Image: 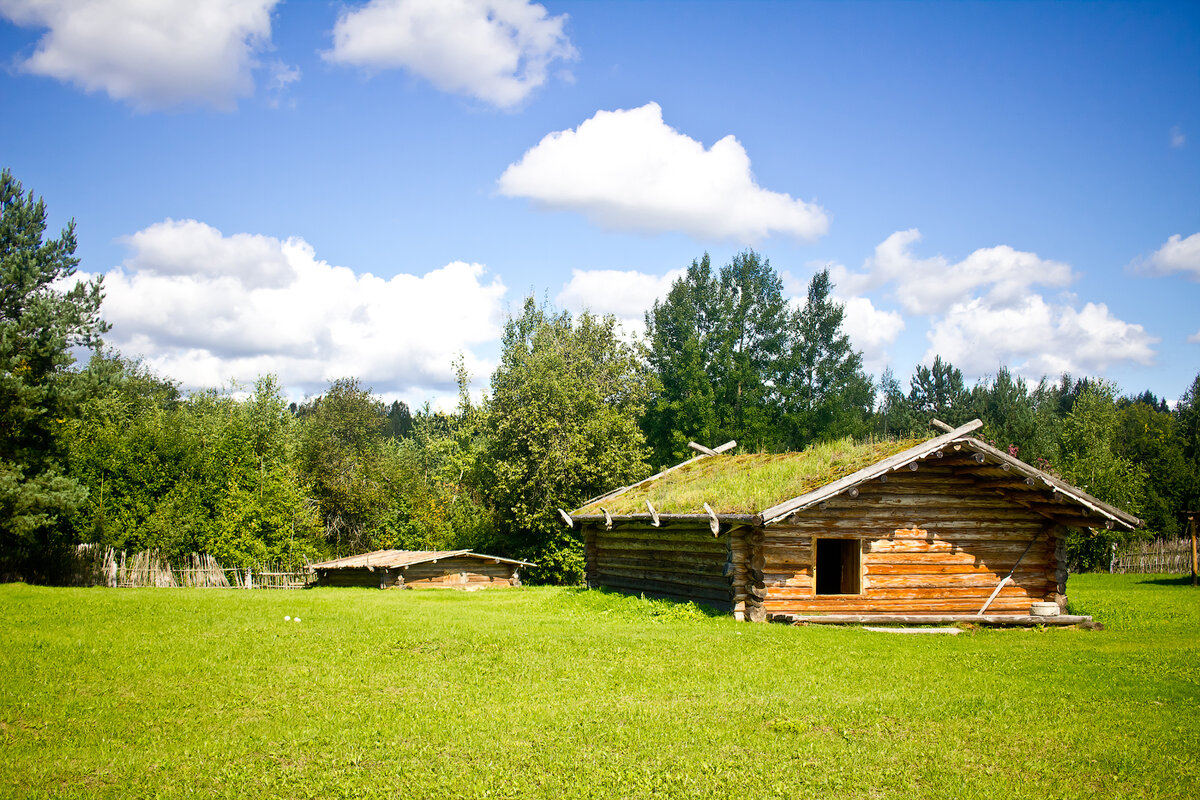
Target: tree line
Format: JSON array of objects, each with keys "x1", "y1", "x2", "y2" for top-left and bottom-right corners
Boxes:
[{"x1": 3, "y1": 169, "x2": 1199, "y2": 582}]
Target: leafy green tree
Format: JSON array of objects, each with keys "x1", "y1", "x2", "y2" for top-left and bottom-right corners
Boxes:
[
  {"x1": 1115, "y1": 397, "x2": 1187, "y2": 539},
  {"x1": 643, "y1": 254, "x2": 722, "y2": 467},
  {"x1": 384, "y1": 400, "x2": 414, "y2": 440},
  {"x1": 714, "y1": 250, "x2": 790, "y2": 450},
  {"x1": 644, "y1": 254, "x2": 870, "y2": 459},
  {"x1": 781, "y1": 268, "x2": 873, "y2": 447},
  {"x1": 296, "y1": 378, "x2": 395, "y2": 554},
  {"x1": 1172, "y1": 373, "x2": 1200, "y2": 514},
  {"x1": 484, "y1": 297, "x2": 651, "y2": 583},
  {"x1": 1058, "y1": 382, "x2": 1148, "y2": 570},
  {"x1": 0, "y1": 169, "x2": 107, "y2": 577},
  {"x1": 64, "y1": 370, "x2": 323, "y2": 566}
]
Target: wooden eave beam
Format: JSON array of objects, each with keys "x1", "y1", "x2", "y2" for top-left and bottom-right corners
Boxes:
[{"x1": 959, "y1": 438, "x2": 1141, "y2": 530}]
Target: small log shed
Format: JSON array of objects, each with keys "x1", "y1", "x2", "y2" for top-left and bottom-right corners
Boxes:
[
  {"x1": 310, "y1": 550, "x2": 535, "y2": 590},
  {"x1": 562, "y1": 420, "x2": 1141, "y2": 624}
]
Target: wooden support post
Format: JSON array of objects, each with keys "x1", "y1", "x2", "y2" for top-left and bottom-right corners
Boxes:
[
  {"x1": 702, "y1": 502, "x2": 720, "y2": 536},
  {"x1": 1191, "y1": 515, "x2": 1197, "y2": 588}
]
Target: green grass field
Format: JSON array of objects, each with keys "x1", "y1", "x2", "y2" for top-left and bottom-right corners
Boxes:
[{"x1": 2, "y1": 575, "x2": 1197, "y2": 799}]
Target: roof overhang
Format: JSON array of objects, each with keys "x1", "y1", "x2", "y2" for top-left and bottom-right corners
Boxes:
[{"x1": 761, "y1": 421, "x2": 1141, "y2": 531}]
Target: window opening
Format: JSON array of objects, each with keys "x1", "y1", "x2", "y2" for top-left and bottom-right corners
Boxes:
[{"x1": 815, "y1": 538, "x2": 862, "y2": 595}]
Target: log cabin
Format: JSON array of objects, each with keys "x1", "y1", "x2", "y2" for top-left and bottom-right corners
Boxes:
[
  {"x1": 310, "y1": 550, "x2": 534, "y2": 590},
  {"x1": 564, "y1": 420, "x2": 1140, "y2": 624}
]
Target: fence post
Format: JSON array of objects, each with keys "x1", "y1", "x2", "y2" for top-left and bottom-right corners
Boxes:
[{"x1": 1190, "y1": 515, "x2": 1197, "y2": 588}]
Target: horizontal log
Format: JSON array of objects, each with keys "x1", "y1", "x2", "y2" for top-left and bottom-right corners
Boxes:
[
  {"x1": 596, "y1": 576, "x2": 733, "y2": 604},
  {"x1": 591, "y1": 529, "x2": 727, "y2": 545},
  {"x1": 594, "y1": 549, "x2": 727, "y2": 569},
  {"x1": 772, "y1": 512, "x2": 1049, "y2": 529},
  {"x1": 861, "y1": 572, "x2": 1055, "y2": 590},
  {"x1": 865, "y1": 537, "x2": 1050, "y2": 553},
  {"x1": 592, "y1": 535, "x2": 728, "y2": 552},
  {"x1": 864, "y1": 554, "x2": 1051, "y2": 566},
  {"x1": 763, "y1": 597, "x2": 1044, "y2": 614},
  {"x1": 763, "y1": 584, "x2": 1037, "y2": 601},
  {"x1": 771, "y1": 614, "x2": 1093, "y2": 626},
  {"x1": 864, "y1": 562, "x2": 1052, "y2": 576},
  {"x1": 594, "y1": 564, "x2": 732, "y2": 590}
]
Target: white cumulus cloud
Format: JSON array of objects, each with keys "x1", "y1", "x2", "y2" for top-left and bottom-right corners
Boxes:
[
  {"x1": 1132, "y1": 232, "x2": 1200, "y2": 280},
  {"x1": 498, "y1": 103, "x2": 831, "y2": 243},
  {"x1": 0, "y1": 0, "x2": 282, "y2": 110},
  {"x1": 827, "y1": 229, "x2": 1156, "y2": 380},
  {"x1": 324, "y1": 0, "x2": 576, "y2": 109},
  {"x1": 838, "y1": 296, "x2": 906, "y2": 376},
  {"x1": 92, "y1": 220, "x2": 507, "y2": 400},
  {"x1": 783, "y1": 268, "x2": 905, "y2": 375},
  {"x1": 834, "y1": 229, "x2": 1075, "y2": 316},
  {"x1": 555, "y1": 266, "x2": 683, "y2": 335},
  {"x1": 925, "y1": 296, "x2": 1157, "y2": 378}
]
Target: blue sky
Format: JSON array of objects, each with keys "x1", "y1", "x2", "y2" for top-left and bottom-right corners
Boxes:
[{"x1": 2, "y1": 0, "x2": 1197, "y2": 408}]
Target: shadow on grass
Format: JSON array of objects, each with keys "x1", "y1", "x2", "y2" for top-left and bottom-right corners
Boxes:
[{"x1": 1134, "y1": 575, "x2": 1199, "y2": 587}]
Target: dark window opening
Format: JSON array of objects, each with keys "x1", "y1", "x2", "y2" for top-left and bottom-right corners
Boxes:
[{"x1": 815, "y1": 538, "x2": 862, "y2": 595}]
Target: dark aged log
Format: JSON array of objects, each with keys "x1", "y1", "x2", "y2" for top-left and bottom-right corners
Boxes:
[
  {"x1": 597, "y1": 575, "x2": 734, "y2": 604},
  {"x1": 773, "y1": 613, "x2": 1094, "y2": 627}
]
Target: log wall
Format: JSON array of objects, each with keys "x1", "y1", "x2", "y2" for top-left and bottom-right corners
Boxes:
[
  {"x1": 317, "y1": 556, "x2": 522, "y2": 590},
  {"x1": 761, "y1": 464, "x2": 1066, "y2": 617},
  {"x1": 583, "y1": 524, "x2": 736, "y2": 613}
]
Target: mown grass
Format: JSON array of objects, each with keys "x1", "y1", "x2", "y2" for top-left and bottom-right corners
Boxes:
[
  {"x1": 578, "y1": 437, "x2": 921, "y2": 515},
  {"x1": 1, "y1": 574, "x2": 1197, "y2": 799}
]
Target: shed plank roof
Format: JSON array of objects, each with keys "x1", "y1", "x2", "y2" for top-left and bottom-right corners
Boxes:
[{"x1": 311, "y1": 550, "x2": 536, "y2": 570}]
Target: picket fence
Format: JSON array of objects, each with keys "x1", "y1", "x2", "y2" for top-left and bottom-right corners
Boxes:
[
  {"x1": 73, "y1": 545, "x2": 314, "y2": 589},
  {"x1": 1110, "y1": 538, "x2": 1195, "y2": 574}
]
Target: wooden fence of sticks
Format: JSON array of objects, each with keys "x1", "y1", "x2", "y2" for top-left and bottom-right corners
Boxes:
[
  {"x1": 1110, "y1": 538, "x2": 1194, "y2": 574},
  {"x1": 72, "y1": 545, "x2": 314, "y2": 589}
]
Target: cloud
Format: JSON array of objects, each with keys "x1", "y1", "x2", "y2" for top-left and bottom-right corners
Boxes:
[
  {"x1": 825, "y1": 229, "x2": 1156, "y2": 380},
  {"x1": 784, "y1": 268, "x2": 905, "y2": 374},
  {"x1": 834, "y1": 229, "x2": 1075, "y2": 316},
  {"x1": 324, "y1": 0, "x2": 576, "y2": 109},
  {"x1": 925, "y1": 296, "x2": 1157, "y2": 377},
  {"x1": 1171, "y1": 125, "x2": 1186, "y2": 148},
  {"x1": 0, "y1": 0, "x2": 281, "y2": 110},
  {"x1": 91, "y1": 220, "x2": 507, "y2": 399},
  {"x1": 498, "y1": 103, "x2": 830, "y2": 242},
  {"x1": 265, "y1": 60, "x2": 301, "y2": 108},
  {"x1": 555, "y1": 267, "x2": 683, "y2": 335},
  {"x1": 1132, "y1": 232, "x2": 1200, "y2": 280},
  {"x1": 839, "y1": 296, "x2": 905, "y2": 375},
  {"x1": 1189, "y1": 330, "x2": 1200, "y2": 344}
]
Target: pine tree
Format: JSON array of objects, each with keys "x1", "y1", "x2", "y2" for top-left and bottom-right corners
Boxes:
[{"x1": 0, "y1": 169, "x2": 107, "y2": 577}]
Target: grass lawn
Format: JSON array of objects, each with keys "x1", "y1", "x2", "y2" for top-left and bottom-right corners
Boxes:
[{"x1": 1, "y1": 575, "x2": 1197, "y2": 799}]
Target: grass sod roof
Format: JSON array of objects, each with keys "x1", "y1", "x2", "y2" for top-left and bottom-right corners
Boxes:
[{"x1": 574, "y1": 436, "x2": 925, "y2": 517}]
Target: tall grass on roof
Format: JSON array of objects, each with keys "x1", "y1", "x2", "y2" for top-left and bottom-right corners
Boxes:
[{"x1": 578, "y1": 436, "x2": 922, "y2": 516}]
